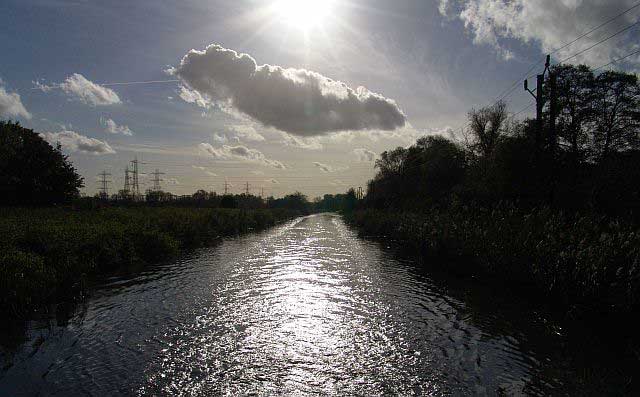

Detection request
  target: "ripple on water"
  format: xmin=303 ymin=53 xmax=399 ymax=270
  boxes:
xmin=2 ymin=214 xmax=573 ymax=396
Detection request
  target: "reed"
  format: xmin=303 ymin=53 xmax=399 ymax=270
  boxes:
xmin=0 ymin=207 xmax=298 ymax=317
xmin=348 ymin=205 xmax=640 ymax=317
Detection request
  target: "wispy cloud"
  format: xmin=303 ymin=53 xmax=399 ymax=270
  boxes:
xmin=313 ymin=162 xmax=334 ymax=173
xmin=40 ymin=130 xmax=115 ymax=155
xmin=439 ymin=0 xmax=640 ymax=65
xmin=35 ymin=73 xmax=121 ymax=106
xmin=100 ymin=117 xmax=133 ymax=136
xmin=192 ymin=165 xmax=217 ymax=176
xmin=0 ymin=84 xmax=31 ymax=119
xmin=353 ymin=148 xmax=377 ymax=162
xmin=199 ymin=143 xmax=286 ymax=169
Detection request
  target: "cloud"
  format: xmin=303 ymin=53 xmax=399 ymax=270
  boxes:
xmin=313 ymin=162 xmax=334 ymax=173
xmin=40 ymin=130 xmax=115 ymax=155
xmin=353 ymin=148 xmax=377 ymax=162
xmin=100 ymin=117 xmax=133 ymax=136
xmin=178 ymin=85 xmax=210 ymax=108
xmin=192 ymin=165 xmax=218 ymax=176
xmin=36 ymin=73 xmax=121 ymax=106
xmin=166 ymin=178 xmax=180 ymax=185
xmin=171 ymin=44 xmax=406 ymax=136
xmin=281 ymin=132 xmax=323 ymax=150
xmin=0 ymin=85 xmax=31 ymax=119
xmin=213 ymin=124 xmax=265 ymax=144
xmin=267 ymin=178 xmax=279 ymax=184
xmin=199 ymin=143 xmax=286 ymax=169
xmin=439 ymin=0 xmax=640 ymax=65
xmin=229 ymin=124 xmax=265 ymax=142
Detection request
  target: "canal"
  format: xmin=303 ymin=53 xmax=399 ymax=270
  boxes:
xmin=0 ymin=214 xmax=630 ymax=395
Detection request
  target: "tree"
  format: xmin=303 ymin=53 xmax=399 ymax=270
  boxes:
xmin=406 ymin=136 xmax=467 ymax=203
xmin=0 ymin=121 xmax=83 ymax=206
xmin=547 ymin=64 xmax=595 ymax=160
xmin=467 ymin=100 xmax=508 ymax=158
xmin=590 ymin=71 xmax=640 ymax=161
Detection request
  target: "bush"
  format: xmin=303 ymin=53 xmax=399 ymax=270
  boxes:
xmin=349 ymin=206 xmax=640 ymax=316
xmin=0 ymin=207 xmax=299 ymax=317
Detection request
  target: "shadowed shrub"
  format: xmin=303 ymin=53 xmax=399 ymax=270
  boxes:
xmin=0 ymin=207 xmax=299 ymax=317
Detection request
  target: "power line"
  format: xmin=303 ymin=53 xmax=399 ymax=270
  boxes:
xmin=493 ymin=3 xmax=640 ymax=104
xmin=549 ymin=1 xmax=640 ymax=56
xmin=150 ymin=169 xmax=165 ymax=192
xmin=593 ymin=47 xmax=640 ymax=71
xmin=98 ymin=171 xmax=112 ymax=198
xmin=557 ymin=19 xmax=640 ymax=65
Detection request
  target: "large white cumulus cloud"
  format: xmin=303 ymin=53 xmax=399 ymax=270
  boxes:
xmin=440 ymin=0 xmax=640 ymax=66
xmin=41 ymin=130 xmax=115 ymax=155
xmin=0 ymin=85 xmax=31 ymax=119
xmin=172 ymin=44 xmax=407 ymax=136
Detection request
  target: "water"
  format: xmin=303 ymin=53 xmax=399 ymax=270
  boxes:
xmin=0 ymin=214 xmax=630 ymax=395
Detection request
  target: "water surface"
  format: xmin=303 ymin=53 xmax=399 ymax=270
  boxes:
xmin=0 ymin=214 xmax=626 ymax=395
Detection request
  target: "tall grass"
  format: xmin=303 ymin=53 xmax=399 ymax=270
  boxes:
xmin=0 ymin=207 xmax=298 ymax=317
xmin=348 ymin=205 xmax=640 ymax=317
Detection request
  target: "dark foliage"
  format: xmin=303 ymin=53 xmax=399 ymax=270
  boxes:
xmin=354 ymin=63 xmax=640 ymax=318
xmin=0 ymin=120 xmax=84 ymax=206
xmin=0 ymin=207 xmax=300 ymax=317
xmin=366 ymin=64 xmax=640 ymax=218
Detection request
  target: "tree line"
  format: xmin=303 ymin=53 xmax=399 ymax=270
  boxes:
xmin=366 ymin=64 xmax=640 ymax=220
xmin=0 ymin=121 xmax=358 ymax=213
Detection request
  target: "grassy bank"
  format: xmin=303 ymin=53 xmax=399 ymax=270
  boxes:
xmin=0 ymin=207 xmax=299 ymax=317
xmin=347 ymin=205 xmax=640 ymax=318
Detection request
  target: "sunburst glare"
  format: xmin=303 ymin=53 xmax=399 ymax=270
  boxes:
xmin=274 ymin=0 xmax=336 ymax=31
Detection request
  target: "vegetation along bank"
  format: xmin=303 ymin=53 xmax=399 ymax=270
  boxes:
xmin=348 ymin=63 xmax=640 ymax=320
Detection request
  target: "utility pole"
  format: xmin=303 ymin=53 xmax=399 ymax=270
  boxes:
xmin=261 ymin=186 xmax=265 ymax=198
xmin=130 ymin=156 xmax=140 ymax=199
xmin=525 ymin=54 xmax=551 ymax=149
xmin=549 ymin=72 xmax=558 ymax=158
xmin=130 ymin=156 xmax=146 ymax=200
xmin=151 ymin=168 xmax=165 ymax=192
xmin=245 ymin=182 xmax=250 ymax=195
xmin=123 ymin=167 xmax=131 ymax=198
xmin=525 ymin=54 xmax=559 ymax=206
xmin=224 ymin=180 xmax=229 ymax=195
xmin=98 ymin=171 xmax=112 ymax=199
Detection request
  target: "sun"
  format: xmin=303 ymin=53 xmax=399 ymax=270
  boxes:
xmin=274 ymin=0 xmax=336 ymax=30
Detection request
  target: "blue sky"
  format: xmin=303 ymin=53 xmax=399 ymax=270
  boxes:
xmin=1 ymin=0 xmax=638 ymax=197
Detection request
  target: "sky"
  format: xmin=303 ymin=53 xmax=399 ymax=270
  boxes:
xmin=1 ymin=0 xmax=639 ymax=198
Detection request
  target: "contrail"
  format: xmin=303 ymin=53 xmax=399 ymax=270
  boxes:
xmin=31 ymin=79 xmax=180 ymax=90
xmin=100 ymin=79 xmax=180 ymax=87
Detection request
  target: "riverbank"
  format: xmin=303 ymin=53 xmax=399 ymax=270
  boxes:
xmin=346 ymin=205 xmax=640 ymax=320
xmin=0 ymin=207 xmax=300 ymax=318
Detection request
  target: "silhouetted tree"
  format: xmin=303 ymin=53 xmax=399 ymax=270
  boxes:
xmin=590 ymin=70 xmax=640 ymax=161
xmin=0 ymin=120 xmax=83 ymax=206
xmin=546 ymin=65 xmax=595 ymax=160
xmin=467 ymin=100 xmax=508 ymax=158
xmin=220 ymin=194 xmax=238 ymax=209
